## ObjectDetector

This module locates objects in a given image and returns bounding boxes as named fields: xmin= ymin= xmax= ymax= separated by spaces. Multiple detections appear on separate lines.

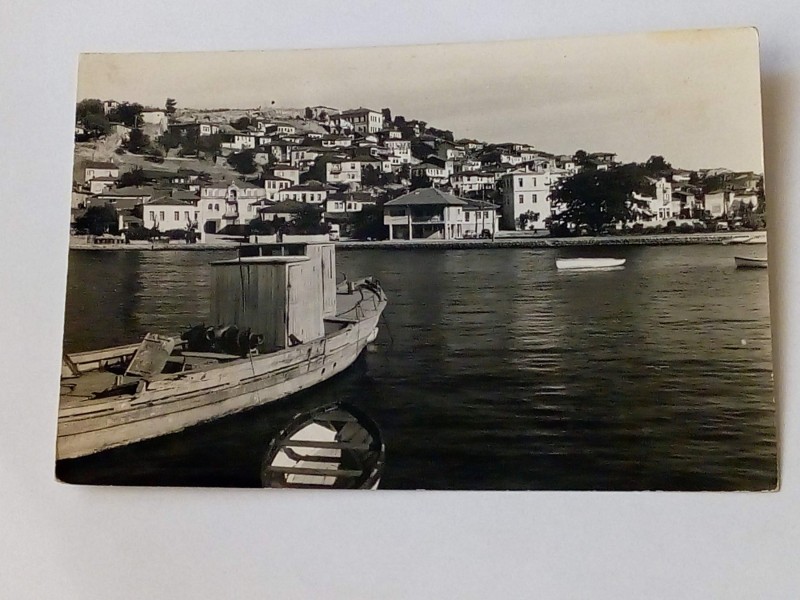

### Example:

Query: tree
xmin=304 ymin=106 xmax=314 ymax=119
xmin=231 ymin=116 xmax=253 ymax=131
xmin=118 ymin=167 xmax=148 ymax=187
xmin=381 ymin=108 xmax=392 ymax=124
xmin=227 ymin=149 xmax=257 ymax=174
xmin=76 ymin=99 xmax=104 ymax=121
xmin=410 ymin=172 xmax=433 ymax=190
xmin=76 ymin=99 xmax=110 ymax=137
xmin=573 ymin=149 xmax=589 ymax=167
xmin=75 ymin=205 xmax=119 ymax=235
xmin=288 ymin=205 xmax=327 ymax=234
xmin=550 ymin=164 xmax=643 ymax=235
xmin=318 ymin=110 xmax=328 ymax=121
xmin=643 ymin=155 xmax=672 ymax=178
xmin=165 ymin=98 xmax=177 ymax=116
xmin=126 ymin=127 xmax=150 ymax=154
xmin=361 ymin=165 xmax=388 ymax=187
xmin=351 ymin=204 xmax=388 ymax=240
xmin=108 ymin=102 xmax=144 ymax=127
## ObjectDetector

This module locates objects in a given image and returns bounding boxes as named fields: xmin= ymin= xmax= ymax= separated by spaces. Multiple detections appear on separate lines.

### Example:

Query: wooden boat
xmin=734 ymin=256 xmax=768 ymax=269
xmin=261 ymin=403 xmax=385 ymax=490
xmin=556 ymin=258 xmax=626 ymax=270
xmin=57 ymin=242 xmax=387 ymax=460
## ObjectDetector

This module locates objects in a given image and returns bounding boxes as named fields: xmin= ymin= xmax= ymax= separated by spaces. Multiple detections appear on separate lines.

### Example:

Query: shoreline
xmin=68 ymin=231 xmax=767 ymax=251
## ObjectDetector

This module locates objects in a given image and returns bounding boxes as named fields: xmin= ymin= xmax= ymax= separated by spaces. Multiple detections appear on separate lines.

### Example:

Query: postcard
xmin=57 ymin=28 xmax=775 ymax=490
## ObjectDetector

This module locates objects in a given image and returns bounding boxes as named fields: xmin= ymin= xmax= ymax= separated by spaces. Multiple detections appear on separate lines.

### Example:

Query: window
xmin=484 ymin=211 xmax=489 ymax=219
xmin=208 ymin=203 xmax=213 ymax=210
xmin=149 ymin=211 xmax=155 ymax=221
xmin=184 ymin=211 xmax=190 ymax=221
xmin=518 ymin=195 xmax=524 ymax=204
xmin=174 ymin=211 xmax=180 ymax=220
xmin=532 ymin=194 xmax=538 ymax=202
xmin=532 ymin=178 xmax=537 ymax=186
xmin=518 ymin=178 xmax=523 ymax=187
xmin=214 ymin=204 xmax=219 ymax=211
xmin=465 ymin=212 xmax=470 ymax=221
xmin=194 ymin=212 xmax=199 ymax=220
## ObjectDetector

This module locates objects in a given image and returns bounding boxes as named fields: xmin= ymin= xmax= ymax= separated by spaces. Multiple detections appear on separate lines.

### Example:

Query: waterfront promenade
xmin=68 ymin=231 xmax=767 ymax=251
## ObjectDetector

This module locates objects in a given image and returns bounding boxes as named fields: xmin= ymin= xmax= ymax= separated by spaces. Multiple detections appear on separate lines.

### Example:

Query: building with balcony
xmin=383 ymin=187 xmax=497 ymax=241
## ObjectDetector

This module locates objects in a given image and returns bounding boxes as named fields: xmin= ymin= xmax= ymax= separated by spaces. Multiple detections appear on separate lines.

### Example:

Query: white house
xmin=143 ymin=196 xmax=200 ymax=232
xmin=263 ymin=174 xmax=292 ymax=200
xmin=384 ymin=138 xmax=411 ymax=163
xmin=500 ymin=168 xmax=567 ymax=230
xmin=272 ymin=164 xmax=300 ymax=186
xmin=140 ymin=109 xmax=168 ymax=134
xmin=200 ymin=180 xmax=266 ymax=233
xmin=88 ymin=177 xmax=117 ymax=194
xmin=333 ymin=108 xmax=383 ymax=134
xmin=84 ymin=161 xmax=119 ymax=184
xmin=275 ymin=182 xmax=331 ymax=205
xmin=461 ymin=199 xmax=500 ymax=237
xmin=326 ymin=159 xmax=363 ymax=184
xmin=410 ymin=163 xmax=448 ymax=186
xmin=450 ymin=171 xmax=496 ymax=196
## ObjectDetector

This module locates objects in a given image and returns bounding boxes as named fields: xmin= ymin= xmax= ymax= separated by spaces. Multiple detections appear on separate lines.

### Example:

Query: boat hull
xmin=57 ymin=306 xmax=384 ymax=460
xmin=734 ymin=256 xmax=768 ymax=269
xmin=556 ymin=258 xmax=626 ymax=270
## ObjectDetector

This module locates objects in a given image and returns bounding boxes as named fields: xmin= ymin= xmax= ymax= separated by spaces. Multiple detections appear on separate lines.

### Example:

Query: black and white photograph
xmin=56 ymin=27 xmax=775 ymax=491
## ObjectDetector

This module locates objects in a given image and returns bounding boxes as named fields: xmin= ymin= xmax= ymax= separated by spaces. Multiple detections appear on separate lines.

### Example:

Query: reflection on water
xmin=58 ymin=245 xmax=776 ymax=490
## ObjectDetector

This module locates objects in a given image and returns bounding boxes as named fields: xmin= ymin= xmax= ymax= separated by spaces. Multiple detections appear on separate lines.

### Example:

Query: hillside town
xmin=72 ymin=99 xmax=766 ymax=245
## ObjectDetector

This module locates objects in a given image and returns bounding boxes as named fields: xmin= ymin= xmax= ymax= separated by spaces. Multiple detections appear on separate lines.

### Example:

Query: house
xmin=410 ymin=163 xmax=448 ymax=185
xmin=168 ymin=122 xmax=221 ymax=137
xmin=275 ymin=182 xmax=332 ymax=205
xmin=435 ymin=140 xmax=467 ymax=161
xmin=333 ymin=108 xmax=384 ymax=134
xmin=461 ymin=198 xmax=500 ymax=237
xmin=84 ymin=161 xmax=119 ymax=184
xmin=450 ymin=171 xmax=496 ymax=196
xmin=321 ymin=134 xmax=353 ymax=148
xmin=258 ymin=199 xmax=311 ymax=223
xmin=703 ymin=190 xmax=731 ymax=218
xmin=384 ymin=138 xmax=411 ymax=163
xmin=632 ymin=178 xmax=674 ymax=221
xmin=140 ymin=109 xmax=168 ymax=135
xmin=325 ymin=191 xmax=376 ymax=215
xmin=90 ymin=186 xmax=155 ymax=211
xmin=326 ymin=159 xmax=364 ymax=184
xmin=271 ymin=164 xmax=300 ymax=186
xmin=200 ymin=180 xmax=266 ymax=232
xmin=220 ymin=132 xmax=258 ymax=151
xmin=143 ymin=194 xmax=200 ymax=232
xmin=88 ymin=176 xmax=117 ymax=194
xmin=499 ymin=168 xmax=567 ymax=230
xmin=102 ymin=99 xmax=119 ymax=114
xmin=383 ymin=188 xmax=469 ymax=240
xmin=263 ymin=174 xmax=292 ymax=200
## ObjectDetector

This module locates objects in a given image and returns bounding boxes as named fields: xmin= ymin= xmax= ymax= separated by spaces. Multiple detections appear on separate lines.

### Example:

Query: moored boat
xmin=556 ymin=258 xmax=626 ymax=270
xmin=57 ymin=242 xmax=387 ymax=461
xmin=260 ymin=403 xmax=385 ymax=490
xmin=734 ymin=256 xmax=768 ymax=269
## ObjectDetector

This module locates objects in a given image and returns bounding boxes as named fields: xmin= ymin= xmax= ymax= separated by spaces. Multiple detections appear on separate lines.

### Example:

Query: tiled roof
xmin=385 ymin=187 xmax=468 ymax=207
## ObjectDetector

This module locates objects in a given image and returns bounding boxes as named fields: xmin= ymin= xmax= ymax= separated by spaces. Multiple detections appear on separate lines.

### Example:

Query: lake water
xmin=58 ymin=245 xmax=776 ymax=490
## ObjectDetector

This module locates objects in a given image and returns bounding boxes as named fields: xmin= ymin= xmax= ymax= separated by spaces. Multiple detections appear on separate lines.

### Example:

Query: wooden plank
xmin=181 ymin=351 xmax=241 ymax=361
xmin=277 ymin=439 xmax=373 ymax=451
xmin=264 ymin=465 xmax=362 ymax=478
xmin=125 ymin=334 xmax=175 ymax=378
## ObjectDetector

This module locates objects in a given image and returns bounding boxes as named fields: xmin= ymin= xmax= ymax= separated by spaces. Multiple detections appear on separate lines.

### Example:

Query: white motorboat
xmin=556 ymin=258 xmax=626 ymax=270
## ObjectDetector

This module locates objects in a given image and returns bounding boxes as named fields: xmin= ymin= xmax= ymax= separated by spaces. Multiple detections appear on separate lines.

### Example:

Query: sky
xmin=77 ymin=28 xmax=764 ymax=172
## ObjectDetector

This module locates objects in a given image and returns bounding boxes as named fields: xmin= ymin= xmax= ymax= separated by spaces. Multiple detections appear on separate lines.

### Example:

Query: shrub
xmin=693 ymin=222 xmax=707 ymax=233
xmin=665 ymin=220 xmax=678 ymax=233
xmin=678 ymin=223 xmax=694 ymax=234
xmin=125 ymin=226 xmax=156 ymax=241
xmin=630 ymin=223 xmax=645 ymax=234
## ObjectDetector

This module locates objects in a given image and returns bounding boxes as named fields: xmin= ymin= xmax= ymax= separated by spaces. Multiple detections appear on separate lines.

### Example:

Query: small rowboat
xmin=734 ymin=256 xmax=768 ymax=269
xmin=556 ymin=258 xmax=626 ymax=270
xmin=261 ymin=403 xmax=385 ymax=490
